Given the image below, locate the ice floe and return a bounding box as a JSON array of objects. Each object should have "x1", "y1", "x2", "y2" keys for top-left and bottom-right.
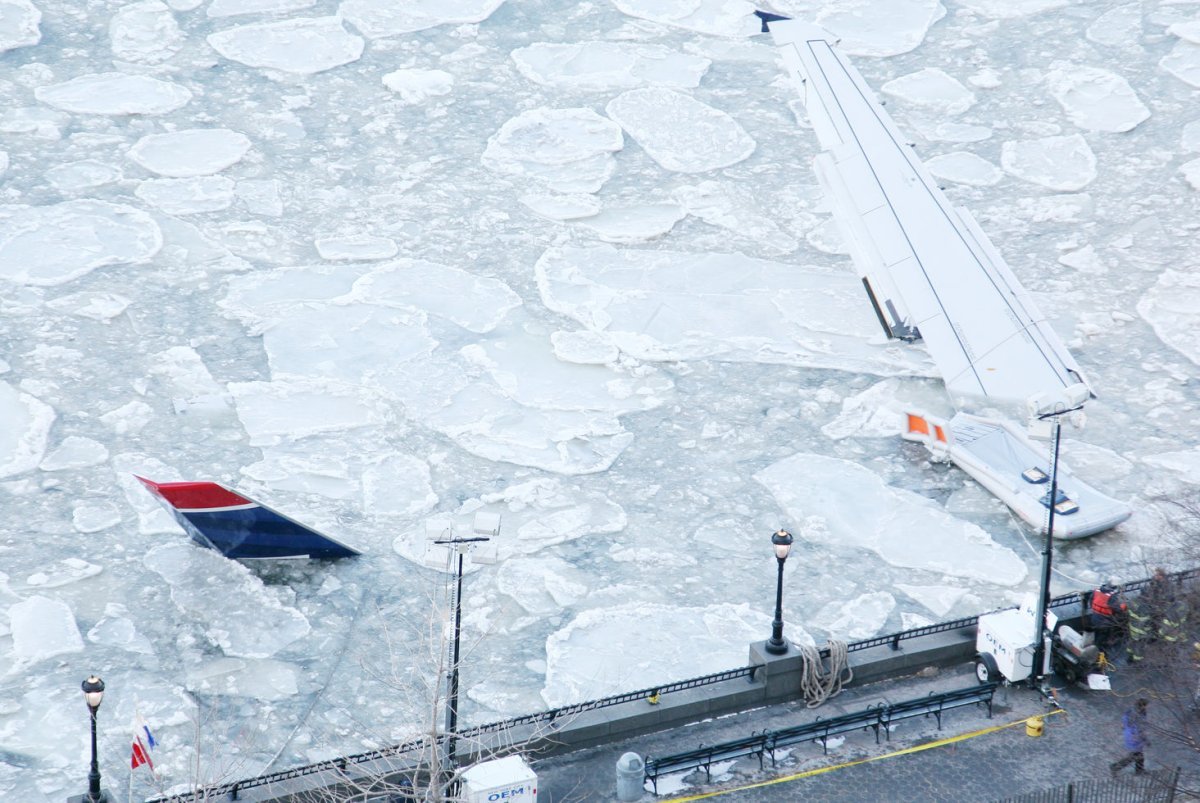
[
  {"x1": 1045, "y1": 63, "x2": 1148, "y2": 133},
  {"x1": 811, "y1": 592, "x2": 895, "y2": 640},
  {"x1": 925, "y1": 151, "x2": 1003, "y2": 186},
  {"x1": 1000, "y1": 134, "x2": 1097, "y2": 191},
  {"x1": 46, "y1": 291, "x2": 131, "y2": 321},
  {"x1": 72, "y1": 501, "x2": 123, "y2": 533},
  {"x1": 1160, "y1": 40, "x2": 1200, "y2": 89},
  {"x1": 511, "y1": 42, "x2": 710, "y2": 91},
  {"x1": 551, "y1": 330, "x2": 620, "y2": 365},
  {"x1": 820, "y1": 378, "x2": 951, "y2": 441},
  {"x1": 39, "y1": 436, "x2": 109, "y2": 471},
  {"x1": 1136, "y1": 270, "x2": 1200, "y2": 365},
  {"x1": 520, "y1": 193, "x2": 602, "y2": 221},
  {"x1": 25, "y1": 558, "x2": 102, "y2": 588},
  {"x1": 343, "y1": 260, "x2": 523, "y2": 332},
  {"x1": 1142, "y1": 449, "x2": 1200, "y2": 485},
  {"x1": 35, "y1": 73, "x2": 192, "y2": 115},
  {"x1": 135, "y1": 176, "x2": 236, "y2": 214},
  {"x1": 882, "y1": 68, "x2": 976, "y2": 115},
  {"x1": 110, "y1": 0, "x2": 184, "y2": 64},
  {"x1": 913, "y1": 120, "x2": 993, "y2": 143},
  {"x1": 382, "y1": 69, "x2": 455, "y2": 104},
  {"x1": 186, "y1": 657, "x2": 299, "y2": 699},
  {"x1": 460, "y1": 324, "x2": 671, "y2": 414},
  {"x1": 87, "y1": 606, "x2": 155, "y2": 655},
  {"x1": 362, "y1": 454, "x2": 437, "y2": 517},
  {"x1": 535, "y1": 245, "x2": 933, "y2": 377},
  {"x1": 673, "y1": 181, "x2": 799, "y2": 253},
  {"x1": 143, "y1": 543, "x2": 311, "y2": 658},
  {"x1": 955, "y1": 0, "x2": 1066, "y2": 18},
  {"x1": 338, "y1": 0, "x2": 506, "y2": 38},
  {"x1": 314, "y1": 234, "x2": 398, "y2": 261},
  {"x1": 496, "y1": 556, "x2": 588, "y2": 616},
  {"x1": 755, "y1": 453, "x2": 1027, "y2": 584},
  {"x1": 1170, "y1": 20, "x2": 1200, "y2": 45},
  {"x1": 0, "y1": 0, "x2": 40, "y2": 53},
  {"x1": 1182, "y1": 158, "x2": 1200, "y2": 191},
  {"x1": 8, "y1": 596, "x2": 83, "y2": 667},
  {"x1": 896, "y1": 584, "x2": 969, "y2": 618},
  {"x1": 207, "y1": 17, "x2": 365, "y2": 75},
  {"x1": 542, "y1": 602, "x2": 796, "y2": 706},
  {"x1": 424, "y1": 383, "x2": 635, "y2": 475},
  {"x1": 128, "y1": 129, "x2": 252, "y2": 177},
  {"x1": 45, "y1": 160, "x2": 122, "y2": 191},
  {"x1": 228, "y1": 379, "x2": 392, "y2": 446},
  {"x1": 396, "y1": 478, "x2": 626, "y2": 569},
  {"x1": 605, "y1": 88, "x2": 755, "y2": 173},
  {"x1": 1183, "y1": 120, "x2": 1200, "y2": 152},
  {"x1": 483, "y1": 108, "x2": 624, "y2": 194},
  {"x1": 573, "y1": 203, "x2": 686, "y2": 243},
  {"x1": 611, "y1": 0, "x2": 759, "y2": 37},
  {"x1": 1086, "y1": 5, "x2": 1140, "y2": 48},
  {"x1": 235, "y1": 179, "x2": 283, "y2": 217},
  {"x1": 0, "y1": 201, "x2": 162, "y2": 285},
  {"x1": 208, "y1": 0, "x2": 315, "y2": 17},
  {"x1": 815, "y1": 0, "x2": 946, "y2": 57}
]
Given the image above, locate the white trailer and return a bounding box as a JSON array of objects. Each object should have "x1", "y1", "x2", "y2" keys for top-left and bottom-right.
[{"x1": 460, "y1": 755, "x2": 537, "y2": 803}]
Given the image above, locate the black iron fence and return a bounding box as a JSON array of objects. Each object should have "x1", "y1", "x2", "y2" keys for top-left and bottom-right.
[
  {"x1": 147, "y1": 567, "x2": 1200, "y2": 803},
  {"x1": 996, "y1": 767, "x2": 1181, "y2": 803}
]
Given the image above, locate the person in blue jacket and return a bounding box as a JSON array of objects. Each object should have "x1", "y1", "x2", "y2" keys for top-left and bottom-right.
[{"x1": 1110, "y1": 698, "x2": 1149, "y2": 775}]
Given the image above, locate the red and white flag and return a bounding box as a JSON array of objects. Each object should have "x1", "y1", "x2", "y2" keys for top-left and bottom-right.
[{"x1": 131, "y1": 712, "x2": 157, "y2": 771}]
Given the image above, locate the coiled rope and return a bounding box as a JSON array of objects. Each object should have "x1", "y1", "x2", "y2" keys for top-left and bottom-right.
[{"x1": 799, "y1": 640, "x2": 852, "y2": 708}]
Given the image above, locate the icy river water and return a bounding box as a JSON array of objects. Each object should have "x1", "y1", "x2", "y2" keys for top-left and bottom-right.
[{"x1": 1, "y1": 0, "x2": 1198, "y2": 797}]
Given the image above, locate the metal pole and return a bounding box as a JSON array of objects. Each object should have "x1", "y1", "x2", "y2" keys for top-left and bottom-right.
[
  {"x1": 766, "y1": 556, "x2": 788, "y2": 654},
  {"x1": 445, "y1": 549, "x2": 464, "y2": 770},
  {"x1": 1031, "y1": 416, "x2": 1061, "y2": 686},
  {"x1": 88, "y1": 705, "x2": 101, "y2": 802}
]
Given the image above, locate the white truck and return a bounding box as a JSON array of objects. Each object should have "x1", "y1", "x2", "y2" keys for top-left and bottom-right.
[{"x1": 974, "y1": 598, "x2": 1104, "y2": 687}]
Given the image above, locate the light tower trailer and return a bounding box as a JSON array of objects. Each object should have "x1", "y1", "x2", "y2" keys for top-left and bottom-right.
[{"x1": 974, "y1": 599, "x2": 1103, "y2": 687}]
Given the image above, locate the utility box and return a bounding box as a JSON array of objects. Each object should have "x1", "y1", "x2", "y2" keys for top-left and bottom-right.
[{"x1": 460, "y1": 755, "x2": 537, "y2": 803}]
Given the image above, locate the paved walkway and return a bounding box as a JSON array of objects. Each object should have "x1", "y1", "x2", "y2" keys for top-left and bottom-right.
[{"x1": 531, "y1": 662, "x2": 1198, "y2": 802}]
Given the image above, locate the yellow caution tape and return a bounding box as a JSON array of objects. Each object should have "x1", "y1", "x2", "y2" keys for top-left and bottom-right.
[{"x1": 661, "y1": 709, "x2": 1066, "y2": 802}]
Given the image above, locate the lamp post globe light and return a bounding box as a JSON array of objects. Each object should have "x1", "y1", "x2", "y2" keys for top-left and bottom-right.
[
  {"x1": 765, "y1": 529, "x2": 794, "y2": 655},
  {"x1": 72, "y1": 675, "x2": 110, "y2": 803}
]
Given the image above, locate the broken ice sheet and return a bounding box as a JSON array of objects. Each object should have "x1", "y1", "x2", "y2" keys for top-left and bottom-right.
[
  {"x1": 925, "y1": 151, "x2": 1003, "y2": 186},
  {"x1": 815, "y1": 0, "x2": 946, "y2": 57},
  {"x1": 128, "y1": 129, "x2": 253, "y2": 177},
  {"x1": 1045, "y1": 63, "x2": 1149, "y2": 133},
  {"x1": 811, "y1": 592, "x2": 896, "y2": 640},
  {"x1": 1000, "y1": 134, "x2": 1097, "y2": 191},
  {"x1": 0, "y1": 381, "x2": 54, "y2": 479},
  {"x1": 0, "y1": 201, "x2": 162, "y2": 286},
  {"x1": 482, "y1": 107, "x2": 624, "y2": 194},
  {"x1": 143, "y1": 542, "x2": 311, "y2": 659},
  {"x1": 882, "y1": 68, "x2": 976, "y2": 116},
  {"x1": 610, "y1": 0, "x2": 760, "y2": 37},
  {"x1": 605, "y1": 88, "x2": 755, "y2": 173},
  {"x1": 511, "y1": 41, "x2": 710, "y2": 91},
  {"x1": 1136, "y1": 269, "x2": 1200, "y2": 365},
  {"x1": 755, "y1": 453, "x2": 1027, "y2": 585},
  {"x1": 35, "y1": 73, "x2": 192, "y2": 115},
  {"x1": 338, "y1": 0, "x2": 507, "y2": 38},
  {"x1": 207, "y1": 17, "x2": 365, "y2": 76},
  {"x1": 135, "y1": 176, "x2": 236, "y2": 214},
  {"x1": 0, "y1": 0, "x2": 40, "y2": 53},
  {"x1": 110, "y1": 0, "x2": 184, "y2": 64},
  {"x1": 535, "y1": 245, "x2": 934, "y2": 378}
]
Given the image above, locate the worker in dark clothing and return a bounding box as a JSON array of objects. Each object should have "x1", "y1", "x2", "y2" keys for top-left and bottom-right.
[{"x1": 1110, "y1": 698, "x2": 1149, "y2": 775}]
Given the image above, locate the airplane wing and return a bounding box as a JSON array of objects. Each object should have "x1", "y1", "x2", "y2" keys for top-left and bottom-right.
[
  {"x1": 136, "y1": 476, "x2": 360, "y2": 560},
  {"x1": 766, "y1": 20, "x2": 1091, "y2": 407}
]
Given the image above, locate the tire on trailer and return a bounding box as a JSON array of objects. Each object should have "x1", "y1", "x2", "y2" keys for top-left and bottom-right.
[{"x1": 975, "y1": 652, "x2": 1000, "y2": 683}]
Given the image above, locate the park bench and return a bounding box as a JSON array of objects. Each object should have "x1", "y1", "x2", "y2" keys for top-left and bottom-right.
[
  {"x1": 642, "y1": 733, "x2": 767, "y2": 794},
  {"x1": 878, "y1": 682, "x2": 997, "y2": 739}
]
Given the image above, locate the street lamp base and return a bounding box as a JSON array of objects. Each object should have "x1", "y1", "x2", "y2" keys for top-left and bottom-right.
[
  {"x1": 764, "y1": 637, "x2": 789, "y2": 655},
  {"x1": 67, "y1": 792, "x2": 112, "y2": 803}
]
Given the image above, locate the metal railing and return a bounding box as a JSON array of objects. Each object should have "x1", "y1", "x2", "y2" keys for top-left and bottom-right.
[
  {"x1": 148, "y1": 567, "x2": 1199, "y2": 802},
  {"x1": 995, "y1": 767, "x2": 1181, "y2": 803}
]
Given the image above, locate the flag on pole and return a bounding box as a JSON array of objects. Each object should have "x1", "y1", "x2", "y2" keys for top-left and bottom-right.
[{"x1": 131, "y1": 713, "x2": 156, "y2": 770}]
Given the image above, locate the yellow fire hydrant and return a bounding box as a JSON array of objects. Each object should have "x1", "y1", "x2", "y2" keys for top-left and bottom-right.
[{"x1": 1025, "y1": 716, "x2": 1044, "y2": 738}]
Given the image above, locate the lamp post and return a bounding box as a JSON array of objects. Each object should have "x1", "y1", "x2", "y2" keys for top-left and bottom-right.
[
  {"x1": 432, "y1": 523, "x2": 495, "y2": 774},
  {"x1": 80, "y1": 675, "x2": 109, "y2": 803},
  {"x1": 1029, "y1": 400, "x2": 1086, "y2": 688},
  {"x1": 765, "y1": 529, "x2": 795, "y2": 655}
]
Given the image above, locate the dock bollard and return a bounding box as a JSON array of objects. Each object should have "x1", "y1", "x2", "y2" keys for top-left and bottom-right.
[
  {"x1": 616, "y1": 752, "x2": 645, "y2": 801},
  {"x1": 1025, "y1": 716, "x2": 1044, "y2": 737}
]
